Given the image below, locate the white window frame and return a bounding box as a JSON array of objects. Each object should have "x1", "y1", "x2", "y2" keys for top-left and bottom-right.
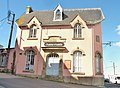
[
  {"x1": 25, "y1": 50, "x2": 35, "y2": 71},
  {"x1": 74, "y1": 23, "x2": 82, "y2": 38},
  {"x1": 73, "y1": 51, "x2": 82, "y2": 72},
  {"x1": 55, "y1": 9, "x2": 61, "y2": 20},
  {"x1": 96, "y1": 53, "x2": 101, "y2": 73},
  {"x1": 29, "y1": 24, "x2": 37, "y2": 38}
]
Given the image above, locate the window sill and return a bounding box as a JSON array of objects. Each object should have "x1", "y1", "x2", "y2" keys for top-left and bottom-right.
[
  {"x1": 72, "y1": 72, "x2": 85, "y2": 75},
  {"x1": 96, "y1": 72, "x2": 103, "y2": 75},
  {"x1": 72, "y1": 38, "x2": 84, "y2": 40},
  {"x1": 27, "y1": 38, "x2": 38, "y2": 40},
  {"x1": 0, "y1": 66, "x2": 7, "y2": 68},
  {"x1": 23, "y1": 70, "x2": 34, "y2": 73}
]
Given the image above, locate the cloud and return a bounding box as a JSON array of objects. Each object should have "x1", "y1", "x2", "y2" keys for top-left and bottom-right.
[
  {"x1": 116, "y1": 25, "x2": 120, "y2": 35},
  {"x1": 113, "y1": 41, "x2": 120, "y2": 47}
]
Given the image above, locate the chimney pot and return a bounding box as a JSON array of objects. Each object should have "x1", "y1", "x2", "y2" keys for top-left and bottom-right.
[{"x1": 26, "y1": 6, "x2": 33, "y2": 14}]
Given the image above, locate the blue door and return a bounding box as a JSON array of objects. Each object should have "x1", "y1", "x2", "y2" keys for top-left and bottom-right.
[{"x1": 46, "y1": 53, "x2": 59, "y2": 76}]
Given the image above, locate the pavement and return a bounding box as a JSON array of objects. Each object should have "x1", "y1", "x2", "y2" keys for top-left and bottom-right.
[{"x1": 0, "y1": 73, "x2": 101, "y2": 88}]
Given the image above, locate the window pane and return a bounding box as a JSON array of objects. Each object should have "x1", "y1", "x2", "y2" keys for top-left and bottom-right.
[
  {"x1": 73, "y1": 51, "x2": 82, "y2": 72},
  {"x1": 31, "y1": 55, "x2": 34, "y2": 65},
  {"x1": 30, "y1": 25, "x2": 37, "y2": 38},
  {"x1": 55, "y1": 10, "x2": 61, "y2": 20},
  {"x1": 25, "y1": 50, "x2": 35, "y2": 70},
  {"x1": 96, "y1": 53, "x2": 101, "y2": 73},
  {"x1": 74, "y1": 23, "x2": 82, "y2": 38},
  {"x1": 33, "y1": 29, "x2": 36, "y2": 37},
  {"x1": 96, "y1": 35, "x2": 100, "y2": 42}
]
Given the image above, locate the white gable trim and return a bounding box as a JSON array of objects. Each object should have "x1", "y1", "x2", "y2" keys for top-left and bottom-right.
[
  {"x1": 53, "y1": 4, "x2": 63, "y2": 21},
  {"x1": 70, "y1": 15, "x2": 88, "y2": 29},
  {"x1": 27, "y1": 16, "x2": 41, "y2": 28}
]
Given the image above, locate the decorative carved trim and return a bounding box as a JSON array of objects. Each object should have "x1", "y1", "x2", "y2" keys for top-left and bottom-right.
[
  {"x1": 23, "y1": 46, "x2": 38, "y2": 55},
  {"x1": 43, "y1": 36, "x2": 66, "y2": 43}
]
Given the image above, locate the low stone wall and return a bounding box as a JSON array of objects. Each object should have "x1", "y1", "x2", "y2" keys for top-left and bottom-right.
[
  {"x1": 63, "y1": 76, "x2": 104, "y2": 86},
  {"x1": 16, "y1": 74, "x2": 104, "y2": 87},
  {"x1": 40, "y1": 75, "x2": 104, "y2": 87}
]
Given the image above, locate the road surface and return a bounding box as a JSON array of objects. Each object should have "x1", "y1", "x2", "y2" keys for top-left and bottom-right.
[{"x1": 0, "y1": 73, "x2": 99, "y2": 88}]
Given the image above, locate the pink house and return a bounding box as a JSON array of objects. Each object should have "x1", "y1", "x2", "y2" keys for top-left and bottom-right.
[
  {"x1": 0, "y1": 48, "x2": 15, "y2": 72},
  {"x1": 0, "y1": 5, "x2": 105, "y2": 86}
]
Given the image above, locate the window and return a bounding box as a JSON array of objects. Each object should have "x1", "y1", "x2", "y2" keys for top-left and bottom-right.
[
  {"x1": 25, "y1": 50, "x2": 35, "y2": 71},
  {"x1": 73, "y1": 51, "x2": 82, "y2": 72},
  {"x1": 0, "y1": 54, "x2": 7, "y2": 66},
  {"x1": 29, "y1": 24, "x2": 37, "y2": 38},
  {"x1": 55, "y1": 9, "x2": 61, "y2": 20},
  {"x1": 96, "y1": 53, "x2": 101, "y2": 74},
  {"x1": 74, "y1": 23, "x2": 82, "y2": 38},
  {"x1": 96, "y1": 35, "x2": 100, "y2": 42}
]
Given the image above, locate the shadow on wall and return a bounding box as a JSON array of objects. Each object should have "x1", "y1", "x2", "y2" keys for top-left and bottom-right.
[
  {"x1": 13, "y1": 40, "x2": 104, "y2": 86},
  {"x1": 14, "y1": 39, "x2": 45, "y2": 77}
]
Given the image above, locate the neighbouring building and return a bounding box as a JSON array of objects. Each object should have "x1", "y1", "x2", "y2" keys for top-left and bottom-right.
[
  {"x1": 4, "y1": 5, "x2": 104, "y2": 86},
  {"x1": 0, "y1": 48, "x2": 15, "y2": 72}
]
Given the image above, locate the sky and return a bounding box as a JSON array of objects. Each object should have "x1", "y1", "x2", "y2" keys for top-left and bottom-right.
[{"x1": 0, "y1": 0, "x2": 120, "y2": 78}]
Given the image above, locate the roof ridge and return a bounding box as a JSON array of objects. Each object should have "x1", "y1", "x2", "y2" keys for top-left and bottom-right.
[
  {"x1": 34, "y1": 10, "x2": 53, "y2": 12},
  {"x1": 64, "y1": 8, "x2": 101, "y2": 11}
]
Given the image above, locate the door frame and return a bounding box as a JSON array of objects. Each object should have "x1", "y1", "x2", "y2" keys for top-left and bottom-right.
[{"x1": 46, "y1": 53, "x2": 60, "y2": 76}]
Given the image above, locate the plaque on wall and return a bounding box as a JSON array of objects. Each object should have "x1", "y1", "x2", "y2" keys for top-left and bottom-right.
[
  {"x1": 64, "y1": 60, "x2": 71, "y2": 69},
  {"x1": 44, "y1": 42, "x2": 64, "y2": 47}
]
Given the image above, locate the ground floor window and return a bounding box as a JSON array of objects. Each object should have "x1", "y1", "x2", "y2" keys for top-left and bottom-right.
[
  {"x1": 0, "y1": 54, "x2": 7, "y2": 66},
  {"x1": 96, "y1": 53, "x2": 101, "y2": 74},
  {"x1": 25, "y1": 50, "x2": 35, "y2": 71},
  {"x1": 73, "y1": 51, "x2": 82, "y2": 72}
]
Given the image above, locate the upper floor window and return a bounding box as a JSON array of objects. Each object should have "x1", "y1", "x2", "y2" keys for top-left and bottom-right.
[
  {"x1": 96, "y1": 35, "x2": 100, "y2": 42},
  {"x1": 74, "y1": 23, "x2": 82, "y2": 38},
  {"x1": 55, "y1": 9, "x2": 61, "y2": 20},
  {"x1": 73, "y1": 51, "x2": 82, "y2": 72},
  {"x1": 96, "y1": 53, "x2": 101, "y2": 74},
  {"x1": 29, "y1": 24, "x2": 37, "y2": 38},
  {"x1": 25, "y1": 50, "x2": 35, "y2": 71},
  {"x1": 53, "y1": 5, "x2": 62, "y2": 21}
]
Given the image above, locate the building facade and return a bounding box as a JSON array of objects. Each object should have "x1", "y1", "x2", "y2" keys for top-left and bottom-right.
[
  {"x1": 11, "y1": 5, "x2": 104, "y2": 86},
  {"x1": 0, "y1": 48, "x2": 15, "y2": 72}
]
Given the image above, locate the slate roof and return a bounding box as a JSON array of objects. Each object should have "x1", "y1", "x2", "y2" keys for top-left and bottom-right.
[{"x1": 17, "y1": 8, "x2": 104, "y2": 26}]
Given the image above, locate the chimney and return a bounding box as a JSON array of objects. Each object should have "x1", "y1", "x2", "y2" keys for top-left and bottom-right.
[{"x1": 26, "y1": 6, "x2": 33, "y2": 14}]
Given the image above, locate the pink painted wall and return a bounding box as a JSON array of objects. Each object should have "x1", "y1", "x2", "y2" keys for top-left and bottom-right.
[
  {"x1": 62, "y1": 63, "x2": 71, "y2": 76},
  {"x1": 7, "y1": 48, "x2": 15, "y2": 70},
  {"x1": 15, "y1": 41, "x2": 44, "y2": 76},
  {"x1": 90, "y1": 23, "x2": 103, "y2": 76}
]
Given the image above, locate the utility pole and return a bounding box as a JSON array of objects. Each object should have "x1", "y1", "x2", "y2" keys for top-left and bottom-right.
[
  {"x1": 7, "y1": 11, "x2": 15, "y2": 74},
  {"x1": 113, "y1": 62, "x2": 116, "y2": 75}
]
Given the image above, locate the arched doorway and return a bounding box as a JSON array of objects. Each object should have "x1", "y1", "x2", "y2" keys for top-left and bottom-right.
[{"x1": 46, "y1": 53, "x2": 59, "y2": 76}]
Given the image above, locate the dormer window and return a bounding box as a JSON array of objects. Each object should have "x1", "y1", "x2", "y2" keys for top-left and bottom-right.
[
  {"x1": 74, "y1": 23, "x2": 82, "y2": 38},
  {"x1": 29, "y1": 24, "x2": 37, "y2": 38},
  {"x1": 53, "y1": 4, "x2": 62, "y2": 21},
  {"x1": 55, "y1": 9, "x2": 61, "y2": 20}
]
